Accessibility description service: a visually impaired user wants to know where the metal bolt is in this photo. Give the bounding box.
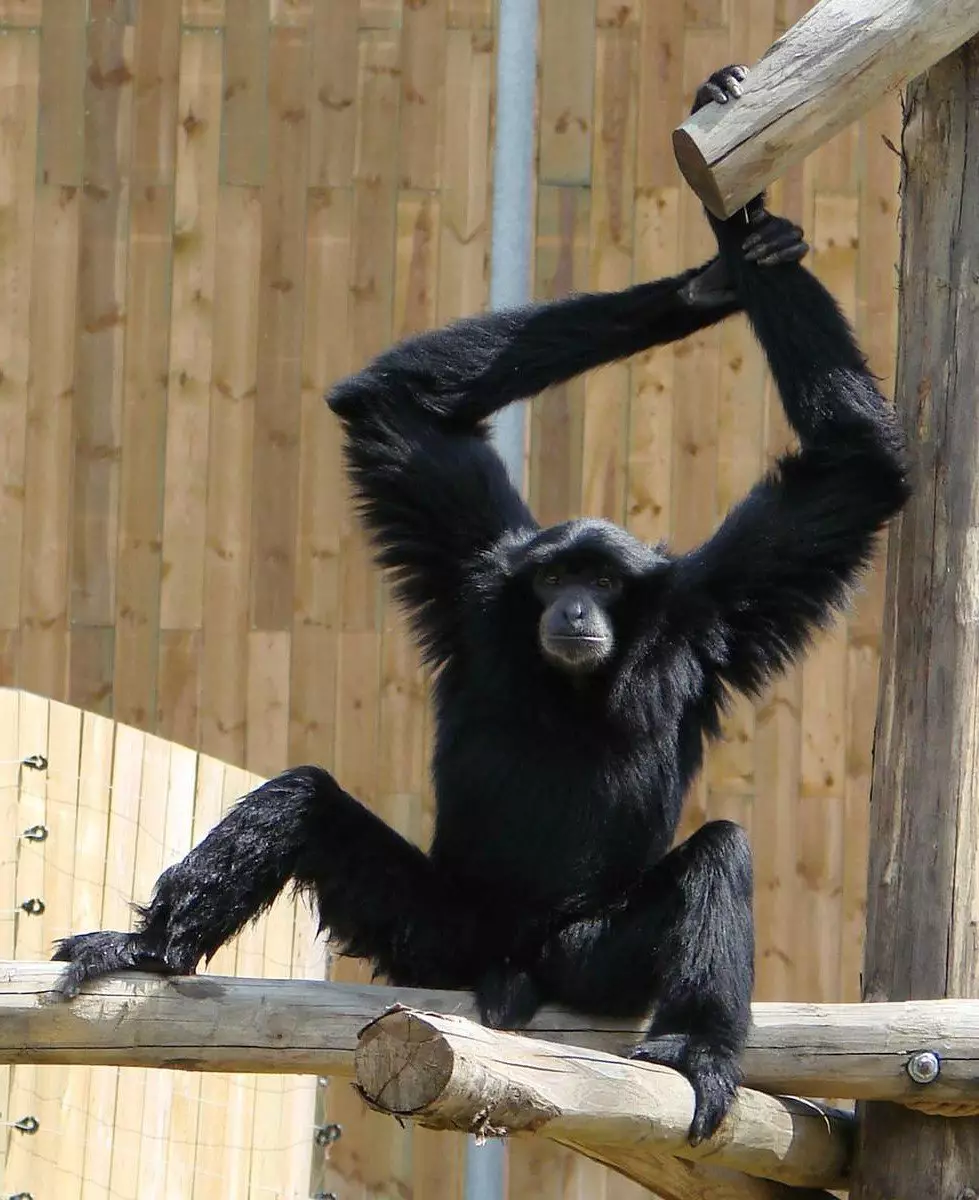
[314,1123,343,1147]
[19,898,45,917]
[9,1192,35,1200]
[21,754,47,771]
[12,1116,39,1135]
[21,824,48,843]
[907,1050,941,1085]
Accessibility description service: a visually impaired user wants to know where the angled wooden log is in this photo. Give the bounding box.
[672,0,979,218]
[355,1007,849,1200]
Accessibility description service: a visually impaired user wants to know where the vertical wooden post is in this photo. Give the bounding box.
[852,38,979,1200]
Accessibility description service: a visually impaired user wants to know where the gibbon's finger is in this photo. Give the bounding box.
[744,234,807,263]
[718,73,744,100]
[743,229,806,263]
[755,242,809,267]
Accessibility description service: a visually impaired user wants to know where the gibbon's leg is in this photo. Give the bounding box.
[54,766,491,997]
[533,820,754,1145]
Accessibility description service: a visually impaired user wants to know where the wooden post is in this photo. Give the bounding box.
[852,38,979,1200]
[671,0,979,218]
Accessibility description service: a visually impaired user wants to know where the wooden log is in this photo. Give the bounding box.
[851,36,979,1200]
[671,0,979,218]
[355,1007,849,1200]
[8,962,979,1107]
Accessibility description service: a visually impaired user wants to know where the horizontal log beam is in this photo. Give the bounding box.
[671,0,979,217]
[356,1007,848,1200]
[3,963,978,1106]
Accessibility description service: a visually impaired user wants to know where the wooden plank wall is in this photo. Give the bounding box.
[0,1,901,1198]
[0,688,323,1200]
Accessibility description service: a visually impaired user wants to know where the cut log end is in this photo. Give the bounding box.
[356,1008,455,1114]
[672,128,727,218]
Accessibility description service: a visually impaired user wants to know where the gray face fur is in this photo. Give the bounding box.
[533,562,623,674]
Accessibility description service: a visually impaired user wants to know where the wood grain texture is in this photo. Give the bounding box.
[673,0,979,216]
[356,1008,849,1196]
[854,37,979,1200]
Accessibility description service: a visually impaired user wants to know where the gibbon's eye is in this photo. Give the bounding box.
[595,575,614,589]
[542,571,561,586]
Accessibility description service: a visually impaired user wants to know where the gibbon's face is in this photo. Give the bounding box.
[532,558,623,674]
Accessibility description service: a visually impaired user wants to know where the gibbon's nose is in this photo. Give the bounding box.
[562,598,586,625]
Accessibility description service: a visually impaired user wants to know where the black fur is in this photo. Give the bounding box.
[54,71,909,1147]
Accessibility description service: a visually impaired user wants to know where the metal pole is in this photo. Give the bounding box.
[485,0,538,489]
[465,1,539,1194]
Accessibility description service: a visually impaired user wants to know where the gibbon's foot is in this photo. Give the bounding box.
[476,964,543,1030]
[52,930,189,999]
[629,1032,741,1145]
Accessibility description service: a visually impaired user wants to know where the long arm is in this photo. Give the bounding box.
[328,266,741,667]
[670,210,911,698]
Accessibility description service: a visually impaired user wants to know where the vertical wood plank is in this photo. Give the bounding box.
[0,690,19,1188]
[222,0,268,185]
[250,25,310,632]
[159,29,223,634]
[447,0,491,28]
[341,29,402,635]
[538,0,594,186]
[627,187,678,546]
[581,24,638,522]
[160,743,201,1199]
[71,9,133,633]
[635,0,684,192]
[34,702,83,1199]
[0,0,40,25]
[246,630,291,776]
[400,0,447,191]
[309,0,358,188]
[113,184,171,729]
[201,186,261,763]
[183,0,226,23]
[20,184,79,701]
[131,0,180,188]
[38,0,86,187]
[157,629,202,748]
[360,0,402,28]
[437,26,491,323]
[5,694,49,1189]
[189,755,231,1200]
[0,32,39,633]
[530,185,589,525]
[60,710,114,1200]
[291,187,350,764]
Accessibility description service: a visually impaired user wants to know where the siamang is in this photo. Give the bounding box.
[54,68,909,1144]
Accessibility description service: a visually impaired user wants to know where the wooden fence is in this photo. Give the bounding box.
[0,688,324,1200]
[0,0,902,1197]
